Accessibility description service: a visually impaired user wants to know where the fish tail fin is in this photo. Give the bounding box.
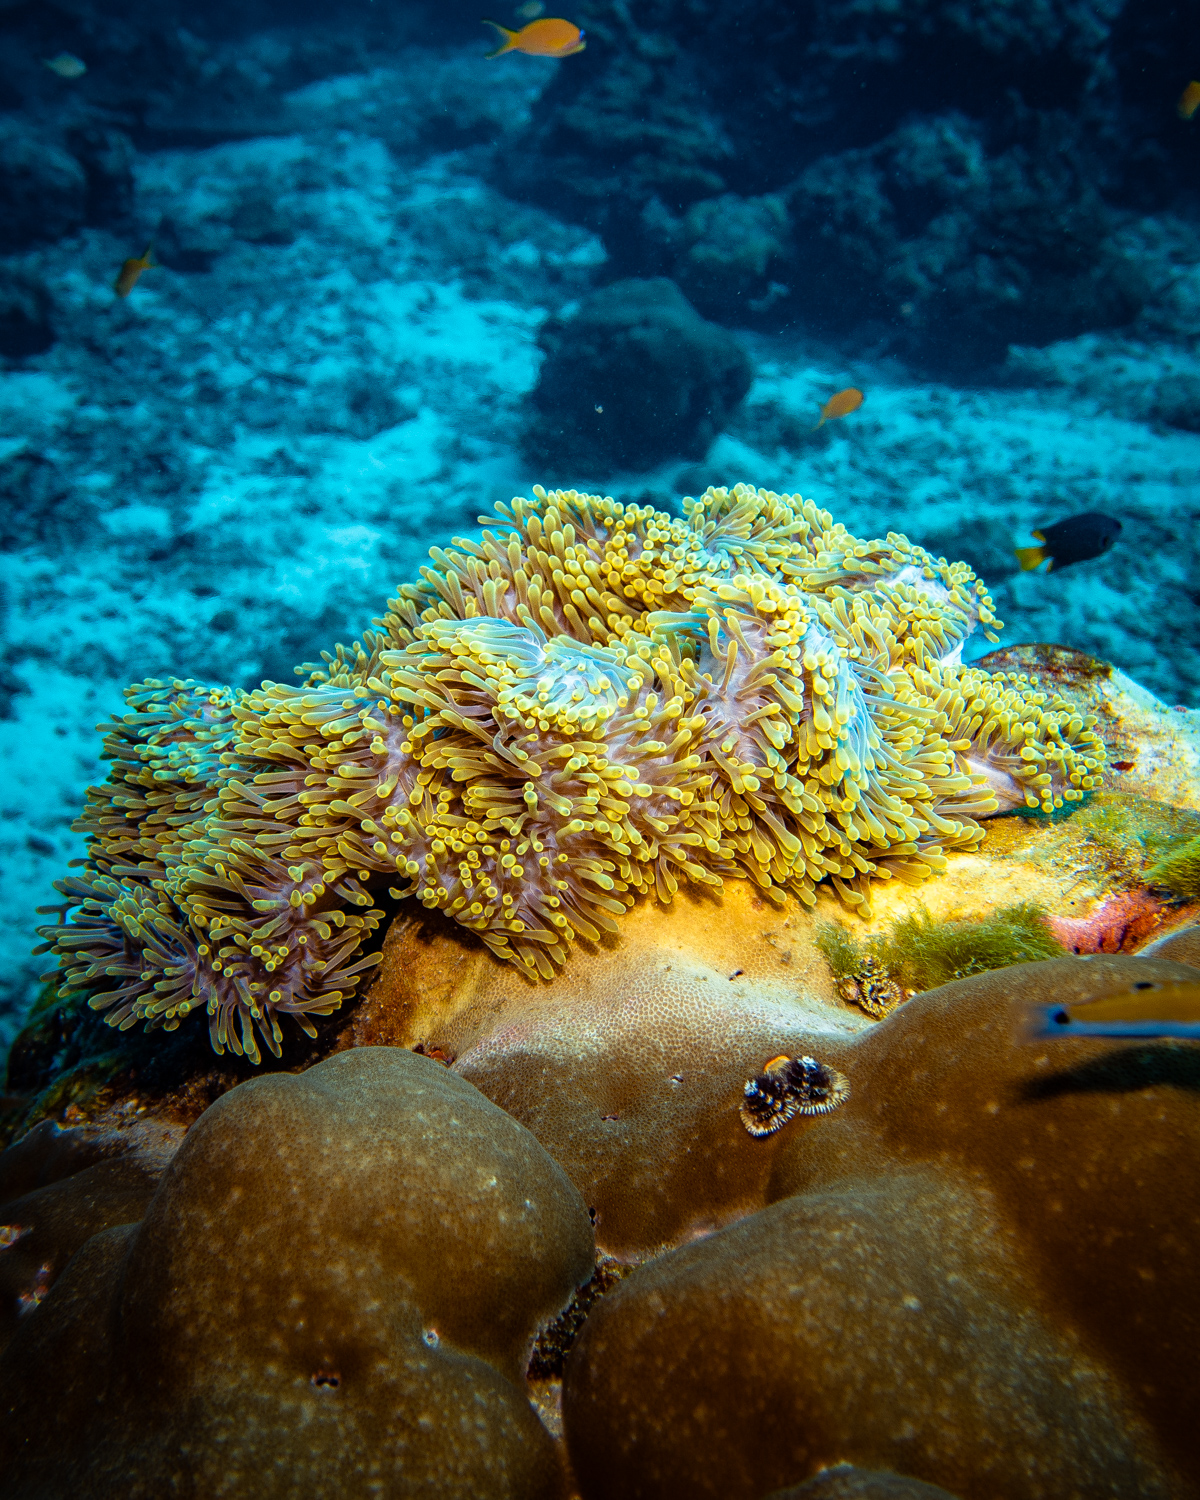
[143,241,156,266]
[810,416,826,432]
[482,19,518,56]
[1014,546,1046,572]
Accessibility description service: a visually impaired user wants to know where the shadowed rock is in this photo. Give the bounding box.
[526,278,753,471]
[763,1468,962,1500]
[0,120,85,251]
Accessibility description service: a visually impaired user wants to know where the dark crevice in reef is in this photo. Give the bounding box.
[527,1253,634,1381]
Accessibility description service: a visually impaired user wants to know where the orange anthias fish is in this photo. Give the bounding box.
[483,17,586,58]
[1030,979,1200,1040]
[114,243,155,298]
[812,387,864,430]
[1178,81,1200,120]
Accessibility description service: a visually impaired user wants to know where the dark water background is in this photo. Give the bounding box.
[2,0,1199,1037]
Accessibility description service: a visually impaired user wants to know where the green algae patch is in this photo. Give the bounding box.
[813,921,864,983]
[879,903,1066,992]
[1146,834,1200,900]
[1073,794,1200,867]
[818,902,1065,998]
[1009,792,1200,892]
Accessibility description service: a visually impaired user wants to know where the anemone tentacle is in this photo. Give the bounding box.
[37,483,1106,1057]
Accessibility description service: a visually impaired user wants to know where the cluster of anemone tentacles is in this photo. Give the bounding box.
[37,484,1106,1064]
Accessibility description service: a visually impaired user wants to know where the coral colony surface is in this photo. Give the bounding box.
[7,5,1200,1497]
[34,484,1106,1064]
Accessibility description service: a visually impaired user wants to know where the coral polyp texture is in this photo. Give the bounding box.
[36,484,1106,1063]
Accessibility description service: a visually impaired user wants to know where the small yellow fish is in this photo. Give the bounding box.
[43,52,87,79]
[812,387,864,430]
[483,17,586,58]
[114,243,155,299]
[1032,979,1200,1039]
[1178,81,1200,120]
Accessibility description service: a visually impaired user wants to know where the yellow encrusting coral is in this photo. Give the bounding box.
[36,484,1106,1060]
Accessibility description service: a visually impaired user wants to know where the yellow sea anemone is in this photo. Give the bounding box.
[36,484,1105,1058]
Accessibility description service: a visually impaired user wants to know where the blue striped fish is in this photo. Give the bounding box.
[1031,979,1200,1040]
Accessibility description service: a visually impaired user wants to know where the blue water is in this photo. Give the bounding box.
[1,3,1198,1045]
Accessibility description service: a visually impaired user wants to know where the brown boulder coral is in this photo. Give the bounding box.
[559,956,1200,1500]
[1140,920,1200,967]
[35,484,1105,1063]
[355,879,869,1260]
[0,1048,594,1500]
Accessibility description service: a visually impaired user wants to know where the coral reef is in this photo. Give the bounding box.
[4,1,1192,375]
[34,484,1107,1064]
[527,1253,633,1381]
[669,194,793,320]
[1139,919,1200,968]
[1008,787,1200,895]
[972,648,1200,814]
[350,884,1197,1271]
[5,893,1200,1493]
[357,875,869,1260]
[34,679,386,1066]
[832,954,906,1020]
[494,0,1181,367]
[559,955,1200,1499]
[783,112,1147,367]
[1047,889,1166,954]
[6,0,1200,1049]
[0,1116,182,1350]
[0,1048,594,1500]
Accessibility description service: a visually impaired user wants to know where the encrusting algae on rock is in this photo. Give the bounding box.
[1145,833,1200,900]
[34,484,1106,1064]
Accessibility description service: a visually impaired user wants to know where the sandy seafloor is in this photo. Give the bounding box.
[3,46,1200,1044]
